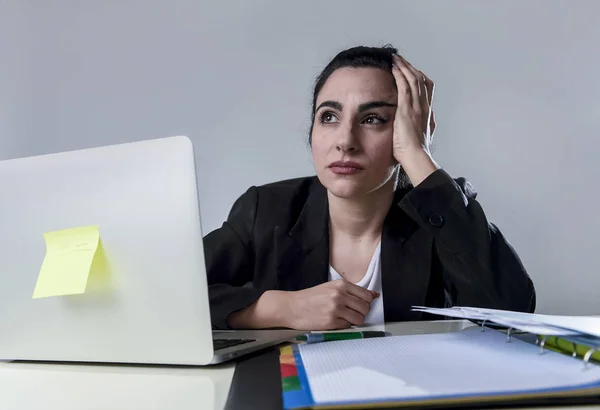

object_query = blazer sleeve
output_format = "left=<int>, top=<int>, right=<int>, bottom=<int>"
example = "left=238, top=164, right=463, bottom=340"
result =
left=203, top=186, right=263, bottom=329
left=399, top=169, right=536, bottom=313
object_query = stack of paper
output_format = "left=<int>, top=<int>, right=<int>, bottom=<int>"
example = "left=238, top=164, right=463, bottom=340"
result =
left=412, top=306, right=600, bottom=340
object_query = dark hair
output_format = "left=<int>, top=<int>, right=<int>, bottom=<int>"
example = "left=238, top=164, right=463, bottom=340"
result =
left=308, top=44, right=398, bottom=143
left=309, top=44, right=412, bottom=188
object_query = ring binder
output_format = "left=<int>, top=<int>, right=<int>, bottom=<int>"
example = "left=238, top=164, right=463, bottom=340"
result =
left=282, top=326, right=600, bottom=410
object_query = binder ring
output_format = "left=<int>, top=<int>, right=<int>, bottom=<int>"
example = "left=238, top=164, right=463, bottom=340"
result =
left=480, top=319, right=487, bottom=332
left=538, top=336, right=549, bottom=354
left=571, top=342, right=578, bottom=358
left=583, top=348, right=597, bottom=369
left=506, top=327, right=513, bottom=342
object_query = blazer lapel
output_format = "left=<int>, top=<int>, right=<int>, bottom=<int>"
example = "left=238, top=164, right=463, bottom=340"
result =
left=273, top=181, right=433, bottom=321
left=381, top=188, right=432, bottom=321
left=274, top=181, right=329, bottom=291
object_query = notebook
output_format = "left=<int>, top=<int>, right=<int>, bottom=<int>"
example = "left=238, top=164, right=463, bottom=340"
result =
left=279, top=326, right=600, bottom=409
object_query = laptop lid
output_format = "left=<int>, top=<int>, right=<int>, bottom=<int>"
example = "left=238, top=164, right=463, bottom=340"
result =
left=0, top=136, right=215, bottom=365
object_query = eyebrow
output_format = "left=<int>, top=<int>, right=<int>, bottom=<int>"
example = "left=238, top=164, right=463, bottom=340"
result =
left=315, top=100, right=397, bottom=113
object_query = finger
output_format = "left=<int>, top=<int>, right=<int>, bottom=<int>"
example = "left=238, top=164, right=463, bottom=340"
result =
left=331, top=318, right=353, bottom=330
left=401, top=58, right=429, bottom=124
left=393, top=55, right=420, bottom=113
left=400, top=56, right=426, bottom=99
left=343, top=280, right=375, bottom=303
left=398, top=56, right=432, bottom=125
left=400, top=63, right=433, bottom=135
left=336, top=306, right=365, bottom=326
left=410, top=69, right=429, bottom=120
left=344, top=294, right=371, bottom=317
left=420, top=70, right=435, bottom=107
left=415, top=72, right=429, bottom=132
left=416, top=70, right=435, bottom=136
left=396, top=55, right=434, bottom=106
left=390, top=59, right=411, bottom=110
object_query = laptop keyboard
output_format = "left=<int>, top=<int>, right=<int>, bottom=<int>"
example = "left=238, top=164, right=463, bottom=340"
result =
left=213, top=338, right=255, bottom=351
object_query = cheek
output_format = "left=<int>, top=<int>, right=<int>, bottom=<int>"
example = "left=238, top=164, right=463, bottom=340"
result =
left=366, top=137, right=395, bottom=164
left=310, top=136, right=330, bottom=165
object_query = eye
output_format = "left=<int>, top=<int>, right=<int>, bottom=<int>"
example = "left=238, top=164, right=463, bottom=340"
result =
left=318, top=111, right=339, bottom=124
left=362, top=114, right=387, bottom=125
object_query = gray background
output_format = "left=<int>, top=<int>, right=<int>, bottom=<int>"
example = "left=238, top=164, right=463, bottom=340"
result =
left=1, top=0, right=598, bottom=315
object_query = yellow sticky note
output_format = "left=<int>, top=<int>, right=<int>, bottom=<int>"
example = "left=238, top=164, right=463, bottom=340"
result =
left=33, top=226, right=106, bottom=299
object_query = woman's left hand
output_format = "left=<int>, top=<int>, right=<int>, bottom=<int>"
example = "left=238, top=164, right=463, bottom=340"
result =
left=391, top=54, right=439, bottom=185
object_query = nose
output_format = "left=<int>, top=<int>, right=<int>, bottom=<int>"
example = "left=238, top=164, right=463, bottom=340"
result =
left=336, top=143, right=356, bottom=153
left=335, top=123, right=358, bottom=153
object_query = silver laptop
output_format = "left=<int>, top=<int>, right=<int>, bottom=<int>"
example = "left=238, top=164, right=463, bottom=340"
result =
left=0, top=136, right=300, bottom=365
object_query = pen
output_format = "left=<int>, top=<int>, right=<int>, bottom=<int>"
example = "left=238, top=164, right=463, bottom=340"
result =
left=296, top=330, right=390, bottom=344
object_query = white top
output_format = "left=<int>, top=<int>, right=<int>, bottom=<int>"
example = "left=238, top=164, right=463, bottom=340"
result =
left=328, top=242, right=385, bottom=325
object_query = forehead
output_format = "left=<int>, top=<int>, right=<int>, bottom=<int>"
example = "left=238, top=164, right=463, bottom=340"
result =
left=316, top=67, right=397, bottom=105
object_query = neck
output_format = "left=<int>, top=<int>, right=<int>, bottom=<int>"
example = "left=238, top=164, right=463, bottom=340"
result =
left=328, top=181, right=395, bottom=239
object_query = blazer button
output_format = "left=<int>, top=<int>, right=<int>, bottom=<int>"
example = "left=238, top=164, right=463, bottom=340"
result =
left=429, top=213, right=444, bottom=227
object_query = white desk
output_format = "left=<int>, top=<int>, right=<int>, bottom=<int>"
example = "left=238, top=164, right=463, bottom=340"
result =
left=2, top=321, right=599, bottom=410
left=0, top=359, right=236, bottom=410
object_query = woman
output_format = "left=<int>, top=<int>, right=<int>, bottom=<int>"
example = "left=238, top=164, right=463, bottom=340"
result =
left=204, top=45, right=536, bottom=331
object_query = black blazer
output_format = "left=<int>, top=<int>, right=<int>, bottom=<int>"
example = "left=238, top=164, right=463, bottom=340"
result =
left=204, top=169, right=536, bottom=329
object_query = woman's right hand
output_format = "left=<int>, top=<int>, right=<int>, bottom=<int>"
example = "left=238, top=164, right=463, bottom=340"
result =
left=285, top=280, right=379, bottom=330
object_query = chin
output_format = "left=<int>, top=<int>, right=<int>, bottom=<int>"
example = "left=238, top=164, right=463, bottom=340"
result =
left=327, top=185, right=361, bottom=199
left=320, top=178, right=372, bottom=199
left=318, top=171, right=398, bottom=199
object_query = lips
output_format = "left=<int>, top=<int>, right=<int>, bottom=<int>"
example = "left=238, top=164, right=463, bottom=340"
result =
left=328, top=161, right=364, bottom=175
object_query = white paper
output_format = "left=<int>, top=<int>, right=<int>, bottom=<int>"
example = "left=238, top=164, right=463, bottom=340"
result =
left=298, top=327, right=600, bottom=406
left=412, top=306, right=594, bottom=337
left=536, top=316, right=600, bottom=338
left=453, top=307, right=600, bottom=338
